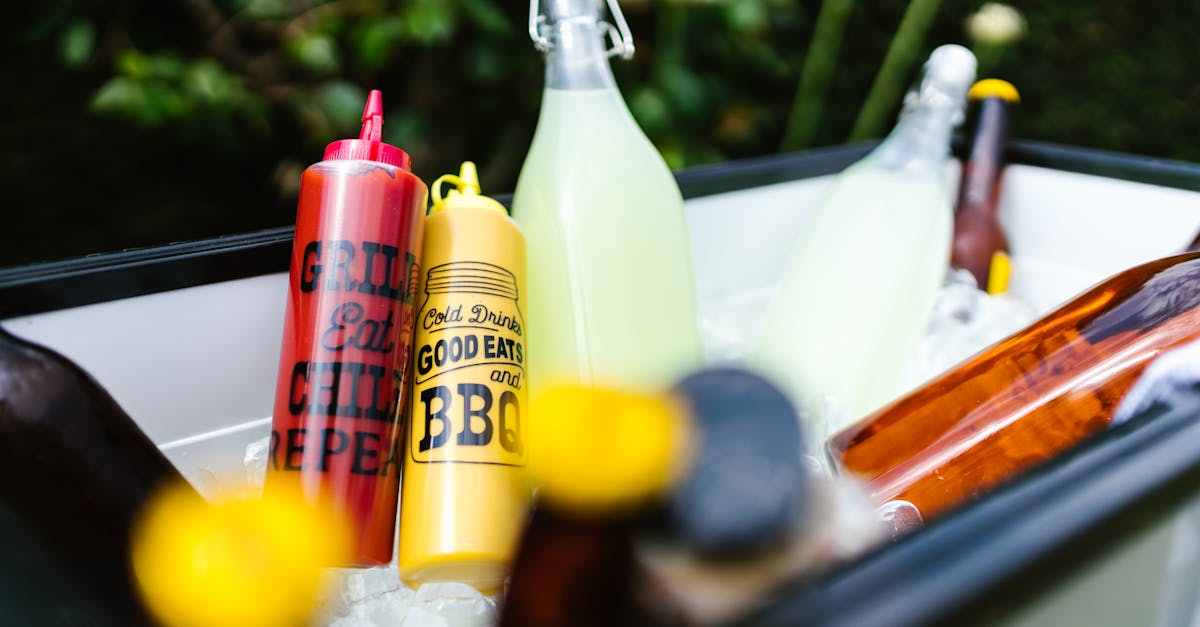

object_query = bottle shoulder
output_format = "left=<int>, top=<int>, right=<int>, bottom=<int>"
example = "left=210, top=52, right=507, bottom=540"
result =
left=428, top=206, right=525, bottom=239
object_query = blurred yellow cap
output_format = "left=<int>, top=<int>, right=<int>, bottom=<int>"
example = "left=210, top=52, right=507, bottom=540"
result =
left=131, top=483, right=352, bottom=627
left=526, top=386, right=690, bottom=515
left=968, top=78, right=1021, bottom=103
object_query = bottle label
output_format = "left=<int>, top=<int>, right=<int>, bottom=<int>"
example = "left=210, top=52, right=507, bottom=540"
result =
left=265, top=162, right=426, bottom=565
left=411, top=261, right=527, bottom=466
left=272, top=238, right=420, bottom=475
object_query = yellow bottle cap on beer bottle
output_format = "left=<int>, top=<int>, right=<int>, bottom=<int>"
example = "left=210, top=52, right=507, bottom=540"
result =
left=526, top=386, right=691, bottom=515
left=968, top=78, right=1021, bottom=103
left=430, top=161, right=509, bottom=215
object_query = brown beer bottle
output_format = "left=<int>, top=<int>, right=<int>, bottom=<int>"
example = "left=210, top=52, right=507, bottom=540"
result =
left=500, top=368, right=809, bottom=627
left=0, top=326, right=195, bottom=625
left=950, top=79, right=1019, bottom=293
left=500, top=508, right=640, bottom=627
left=828, top=253, right=1200, bottom=521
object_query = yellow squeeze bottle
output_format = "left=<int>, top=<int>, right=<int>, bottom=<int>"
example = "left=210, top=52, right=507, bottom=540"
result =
left=398, top=162, right=530, bottom=594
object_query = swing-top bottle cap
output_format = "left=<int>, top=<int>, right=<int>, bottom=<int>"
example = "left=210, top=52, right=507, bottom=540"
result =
left=922, top=45, right=978, bottom=104
left=544, top=0, right=602, bottom=20
left=322, top=89, right=411, bottom=169
left=430, top=161, right=508, bottom=215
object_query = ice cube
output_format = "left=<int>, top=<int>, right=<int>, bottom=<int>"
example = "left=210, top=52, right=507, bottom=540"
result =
left=413, top=582, right=498, bottom=627
left=899, top=269, right=1036, bottom=392
left=244, top=435, right=270, bottom=493
left=313, top=566, right=415, bottom=626
left=401, top=607, right=451, bottom=627
left=810, top=474, right=889, bottom=559
left=328, top=618, right=377, bottom=627
left=698, top=286, right=777, bottom=363
left=182, top=467, right=224, bottom=500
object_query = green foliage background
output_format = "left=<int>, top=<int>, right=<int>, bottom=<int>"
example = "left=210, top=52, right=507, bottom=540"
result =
left=4, top=0, right=1198, bottom=266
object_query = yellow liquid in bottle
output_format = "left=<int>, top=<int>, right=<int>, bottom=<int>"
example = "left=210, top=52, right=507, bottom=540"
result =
left=512, top=88, right=702, bottom=396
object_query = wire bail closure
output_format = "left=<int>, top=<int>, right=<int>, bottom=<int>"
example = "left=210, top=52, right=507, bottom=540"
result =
left=529, top=0, right=636, bottom=60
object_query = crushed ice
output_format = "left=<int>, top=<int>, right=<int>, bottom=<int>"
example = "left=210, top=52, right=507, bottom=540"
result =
left=208, top=268, right=1042, bottom=625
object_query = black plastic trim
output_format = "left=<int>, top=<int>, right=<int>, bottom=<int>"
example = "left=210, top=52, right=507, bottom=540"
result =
left=734, top=389, right=1200, bottom=627
left=2, top=140, right=1198, bottom=319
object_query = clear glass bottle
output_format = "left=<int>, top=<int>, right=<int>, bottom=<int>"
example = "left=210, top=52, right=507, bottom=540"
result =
left=512, top=0, right=702, bottom=397
left=751, top=45, right=976, bottom=447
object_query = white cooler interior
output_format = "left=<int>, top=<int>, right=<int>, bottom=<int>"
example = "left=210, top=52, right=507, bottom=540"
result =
left=4, top=163, right=1199, bottom=493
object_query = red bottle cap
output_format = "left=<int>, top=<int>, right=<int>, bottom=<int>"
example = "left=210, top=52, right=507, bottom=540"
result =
left=322, top=90, right=411, bottom=170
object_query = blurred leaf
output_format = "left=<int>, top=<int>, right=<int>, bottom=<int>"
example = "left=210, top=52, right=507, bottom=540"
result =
left=287, top=33, right=340, bottom=74
left=354, top=16, right=407, bottom=67
left=184, top=59, right=241, bottom=105
left=720, top=0, right=769, bottom=34
left=315, top=81, right=367, bottom=134
left=139, top=82, right=189, bottom=124
left=629, top=87, right=672, bottom=137
left=466, top=42, right=506, bottom=81
left=91, top=76, right=147, bottom=116
left=659, top=65, right=709, bottom=122
left=117, top=49, right=151, bottom=78
left=734, top=38, right=791, bottom=79
left=658, top=140, right=686, bottom=171
left=678, top=142, right=725, bottom=168
left=59, top=20, right=95, bottom=67
left=90, top=76, right=188, bottom=126
left=118, top=49, right=186, bottom=80
left=381, top=109, right=428, bottom=149
left=401, top=0, right=457, bottom=45
left=231, top=0, right=290, bottom=19
left=458, top=0, right=511, bottom=35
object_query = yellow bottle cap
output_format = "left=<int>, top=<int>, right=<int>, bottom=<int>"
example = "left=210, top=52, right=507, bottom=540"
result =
left=968, top=78, right=1021, bottom=103
left=430, top=161, right=508, bottom=215
left=986, top=250, right=1012, bottom=295
left=131, top=483, right=353, bottom=627
left=526, top=386, right=691, bottom=516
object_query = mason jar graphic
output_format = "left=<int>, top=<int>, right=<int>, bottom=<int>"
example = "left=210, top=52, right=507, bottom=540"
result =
left=412, top=261, right=526, bottom=466
left=398, top=163, right=530, bottom=594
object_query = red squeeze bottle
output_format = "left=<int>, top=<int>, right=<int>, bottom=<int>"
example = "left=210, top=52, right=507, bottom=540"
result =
left=264, top=90, right=427, bottom=565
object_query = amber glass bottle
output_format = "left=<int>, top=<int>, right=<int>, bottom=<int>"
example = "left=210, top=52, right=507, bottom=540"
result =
left=499, top=509, right=639, bottom=627
left=500, top=368, right=808, bottom=626
left=829, top=253, right=1200, bottom=520
left=950, top=79, right=1019, bottom=293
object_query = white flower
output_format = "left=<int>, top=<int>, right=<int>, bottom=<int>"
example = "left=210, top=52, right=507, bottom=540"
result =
left=966, top=3, right=1026, bottom=46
